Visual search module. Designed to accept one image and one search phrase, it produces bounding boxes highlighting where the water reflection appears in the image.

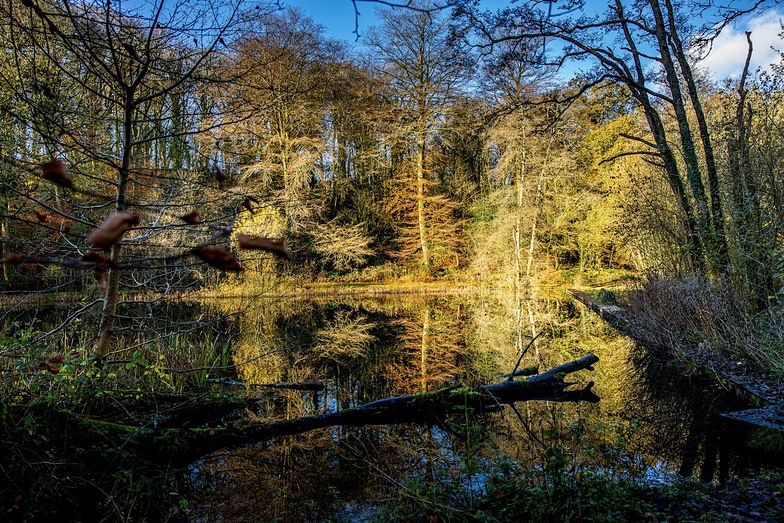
[187,291,780,520]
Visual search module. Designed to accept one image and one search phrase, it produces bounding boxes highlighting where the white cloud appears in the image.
[698,11,782,80]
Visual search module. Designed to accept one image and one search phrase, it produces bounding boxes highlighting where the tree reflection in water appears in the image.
[187,292,774,521]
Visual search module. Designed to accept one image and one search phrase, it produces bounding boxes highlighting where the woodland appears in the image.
[2,0,784,339]
[2,0,784,521]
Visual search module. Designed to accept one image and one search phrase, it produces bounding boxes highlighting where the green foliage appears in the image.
[478,465,653,523]
[596,288,617,305]
[448,387,482,400]
[747,428,784,456]
[366,419,655,523]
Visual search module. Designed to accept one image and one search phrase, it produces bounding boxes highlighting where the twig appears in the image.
[507,331,543,380]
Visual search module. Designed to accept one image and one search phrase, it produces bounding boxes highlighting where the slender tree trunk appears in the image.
[416,130,430,270]
[728,33,773,306]
[420,304,431,392]
[0,195,8,284]
[650,0,715,270]
[527,301,539,361]
[664,0,728,268]
[527,163,544,279]
[615,0,705,270]
[514,155,525,292]
[95,94,135,356]
[645,104,705,270]
[514,293,524,356]
[330,126,340,213]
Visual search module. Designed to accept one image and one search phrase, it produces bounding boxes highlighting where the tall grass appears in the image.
[626,274,784,374]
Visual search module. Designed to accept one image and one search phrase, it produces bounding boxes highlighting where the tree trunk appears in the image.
[0,194,8,284]
[649,0,715,271]
[527,162,544,279]
[417,130,430,270]
[663,0,728,269]
[615,0,705,270]
[728,33,774,306]
[95,93,135,356]
[421,304,431,392]
[515,154,525,290]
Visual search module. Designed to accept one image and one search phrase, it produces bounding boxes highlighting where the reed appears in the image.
[626,274,784,374]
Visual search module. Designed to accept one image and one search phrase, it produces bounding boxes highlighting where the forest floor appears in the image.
[645,474,784,522]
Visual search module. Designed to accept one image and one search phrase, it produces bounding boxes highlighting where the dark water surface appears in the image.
[2,290,779,521]
[182,291,778,521]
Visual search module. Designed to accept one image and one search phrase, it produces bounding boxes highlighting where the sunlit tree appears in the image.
[366,0,469,271]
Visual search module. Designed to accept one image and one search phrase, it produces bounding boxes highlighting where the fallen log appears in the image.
[2,354,600,467]
[147,353,599,463]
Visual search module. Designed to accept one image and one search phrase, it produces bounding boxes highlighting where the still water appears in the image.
[180,290,775,521]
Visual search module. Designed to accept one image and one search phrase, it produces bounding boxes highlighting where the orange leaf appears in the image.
[180,210,200,225]
[41,159,72,188]
[87,212,140,250]
[3,253,23,265]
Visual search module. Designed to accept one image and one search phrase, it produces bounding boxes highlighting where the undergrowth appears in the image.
[625,274,784,375]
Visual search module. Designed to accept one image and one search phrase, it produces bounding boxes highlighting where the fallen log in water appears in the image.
[149,353,599,463]
[197,353,600,455]
[1,354,600,466]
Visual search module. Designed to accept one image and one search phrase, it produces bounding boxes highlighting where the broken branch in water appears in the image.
[4,354,600,466]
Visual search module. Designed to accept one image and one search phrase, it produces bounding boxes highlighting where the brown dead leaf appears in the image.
[41,159,72,188]
[87,212,140,250]
[180,210,199,225]
[193,246,243,271]
[236,234,293,260]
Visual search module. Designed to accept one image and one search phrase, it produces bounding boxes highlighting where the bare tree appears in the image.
[0,0,278,354]
[366,0,469,271]
[456,0,779,275]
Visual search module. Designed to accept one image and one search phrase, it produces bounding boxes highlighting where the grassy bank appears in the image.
[621,275,784,377]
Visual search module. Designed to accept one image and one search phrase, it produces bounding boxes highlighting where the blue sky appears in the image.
[282,0,371,43]
[281,0,783,80]
[281,0,511,44]
[698,8,782,80]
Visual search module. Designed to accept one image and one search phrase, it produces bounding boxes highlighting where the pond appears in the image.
[0,289,781,522]
[180,290,778,521]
